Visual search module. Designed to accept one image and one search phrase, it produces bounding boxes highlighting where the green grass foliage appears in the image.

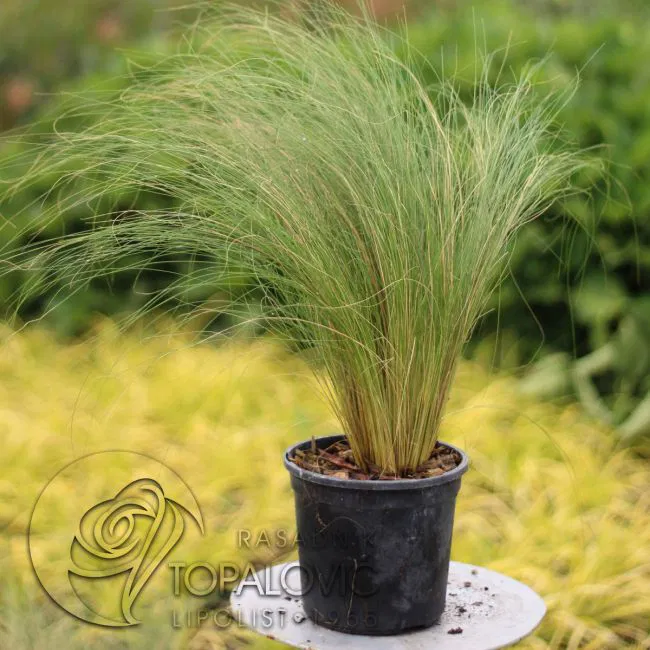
[2,5,583,472]
[3,1,649,359]
[405,1,650,364]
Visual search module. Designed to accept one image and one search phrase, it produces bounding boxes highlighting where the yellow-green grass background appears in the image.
[0,321,648,649]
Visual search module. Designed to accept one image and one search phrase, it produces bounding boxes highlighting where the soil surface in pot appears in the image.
[289,438,461,480]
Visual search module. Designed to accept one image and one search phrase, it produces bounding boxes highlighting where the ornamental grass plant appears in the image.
[3,3,584,474]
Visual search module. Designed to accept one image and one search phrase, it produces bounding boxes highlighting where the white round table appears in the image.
[230,561,546,649]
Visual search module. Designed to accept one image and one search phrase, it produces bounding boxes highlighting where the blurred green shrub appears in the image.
[0,1,258,336]
[0,63,257,337]
[0,0,188,335]
[0,0,197,130]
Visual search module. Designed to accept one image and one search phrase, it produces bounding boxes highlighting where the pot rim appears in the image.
[283,434,468,491]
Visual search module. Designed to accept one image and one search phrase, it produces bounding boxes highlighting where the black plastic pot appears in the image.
[284,434,468,636]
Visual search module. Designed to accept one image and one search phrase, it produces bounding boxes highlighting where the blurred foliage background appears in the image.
[0,323,648,649]
[0,2,649,648]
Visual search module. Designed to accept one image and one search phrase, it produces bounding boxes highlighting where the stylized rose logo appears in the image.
[29,452,203,627]
[70,478,188,625]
